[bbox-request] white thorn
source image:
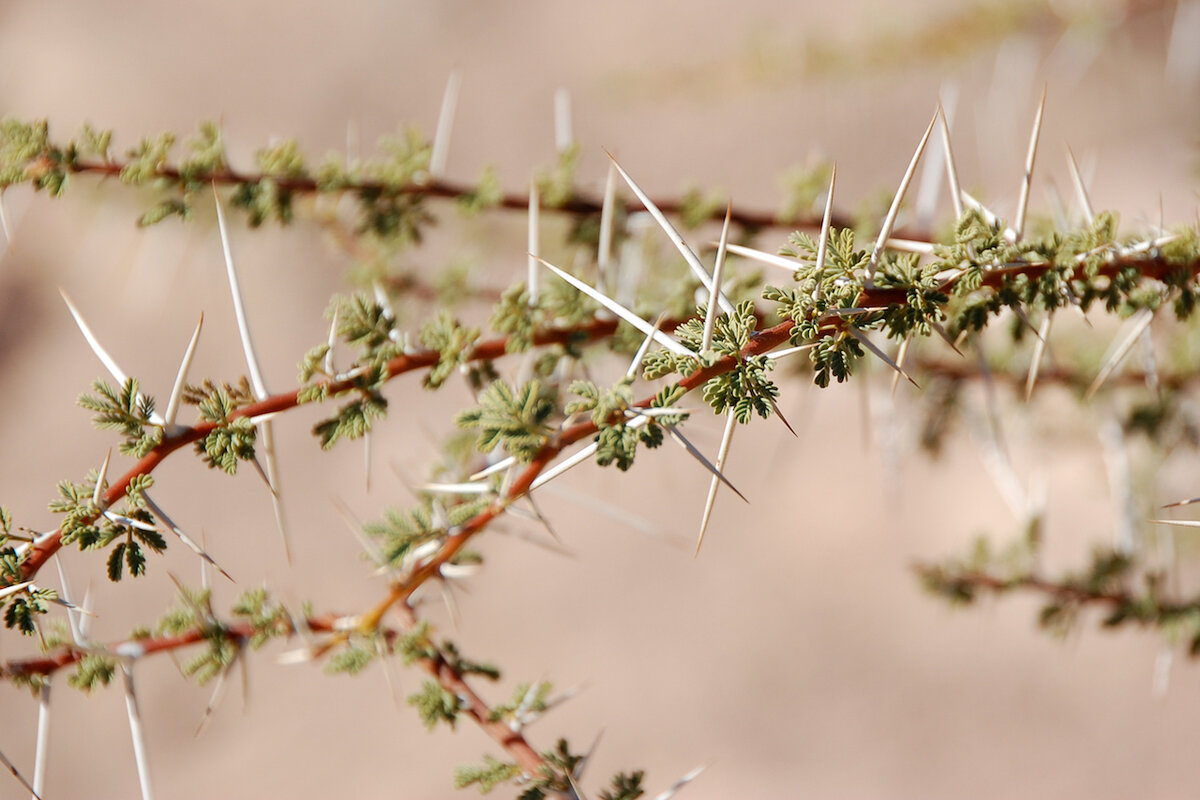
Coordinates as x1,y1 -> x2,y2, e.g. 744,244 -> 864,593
1065,145 -> 1095,225
654,764 -> 708,800
164,313 -> 204,430
120,662 -> 155,800
54,556 -> 84,646
1025,312 -> 1054,401
938,104 -> 964,221
529,442 -> 600,491
696,410 -> 737,556
324,304 -> 339,375
664,424 -> 746,502
814,163 -> 837,301
723,242 -> 804,274
93,448 -> 112,508
885,238 -> 936,254
845,327 -> 919,387
1086,307 -> 1154,399
528,184 -> 540,305
33,680 -> 50,800
60,289 -> 129,385
890,337 -> 912,397
626,314 -> 666,379
870,109 -> 939,285
606,151 -> 735,315
0,745 -> 40,800
1012,86 -> 1047,242
429,70 -> 462,179
142,491 -> 234,582
554,87 -> 573,153
213,190 -> 269,400
701,203 -> 733,352
536,255 -> 694,355
598,162 -> 618,292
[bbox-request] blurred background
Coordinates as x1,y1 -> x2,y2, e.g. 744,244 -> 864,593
1,1 -> 1199,797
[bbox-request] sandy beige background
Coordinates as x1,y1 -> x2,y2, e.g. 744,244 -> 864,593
1,2 -> 1199,798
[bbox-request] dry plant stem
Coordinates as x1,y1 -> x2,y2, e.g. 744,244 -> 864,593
1,607 -> 549,776
17,247 -> 1200,586
49,156 -> 858,233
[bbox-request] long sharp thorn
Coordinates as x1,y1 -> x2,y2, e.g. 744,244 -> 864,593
890,337 -> 912,397
605,151 -> 735,314
0,746 -> 40,800
216,188 -> 292,559
1151,518 -> 1200,528
938,104 -> 964,220
193,659 -> 233,737
537,255 -> 693,355
1065,145 -> 1095,225
701,203 -> 733,352
530,442 -> 600,491
93,448 -> 113,507
664,424 -> 747,502
723,242 -> 804,273
1086,307 -> 1154,399
60,291 -> 160,422
164,313 -> 204,430
845,327 -> 919,387
574,728 -> 604,780
0,190 -> 11,248
814,163 -> 837,301
1013,85 -> 1047,242
598,161 -> 617,292
528,184 -> 540,305
627,314 -> 667,379
429,70 -> 461,179
121,663 -> 155,800
1025,312 -> 1054,401
870,109 -> 938,285
55,556 -> 84,646
33,680 -> 50,799
213,189 -> 268,400
324,305 -> 339,375
142,492 -> 234,582
655,764 -> 708,800
555,87 -> 573,153
696,411 -> 737,556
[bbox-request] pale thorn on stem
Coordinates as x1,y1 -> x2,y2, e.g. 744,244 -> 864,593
701,203 -> 733,352
885,238 -> 936,254
33,679 -> 50,800
1086,307 -> 1155,399
121,662 -> 155,800
0,745 -> 41,800
1025,312 -> 1054,401
890,337 -> 912,397
605,150 -> 735,314
654,764 -> 708,800
214,189 -> 292,562
723,242 -> 804,273
814,163 -> 837,301
1065,145 -> 1095,225
554,87 -> 573,153
528,183 -> 540,305
1151,518 -> 1200,528
598,161 -> 617,292
324,304 -> 339,376
765,343 -> 817,362
142,491 -> 234,582
55,555 -> 85,646
869,109 -> 939,286
696,410 -> 737,556
528,441 -> 601,491
536,255 -> 693,355
1011,85 -> 1047,243
429,70 -> 462,179
627,314 -> 667,379
0,190 -> 11,248
915,95 -> 950,229
960,191 -> 1014,240
663,424 -> 747,502
60,290 -> 163,426
93,448 -> 113,508
938,103 -> 964,221
844,327 -> 919,388
163,313 -> 204,431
